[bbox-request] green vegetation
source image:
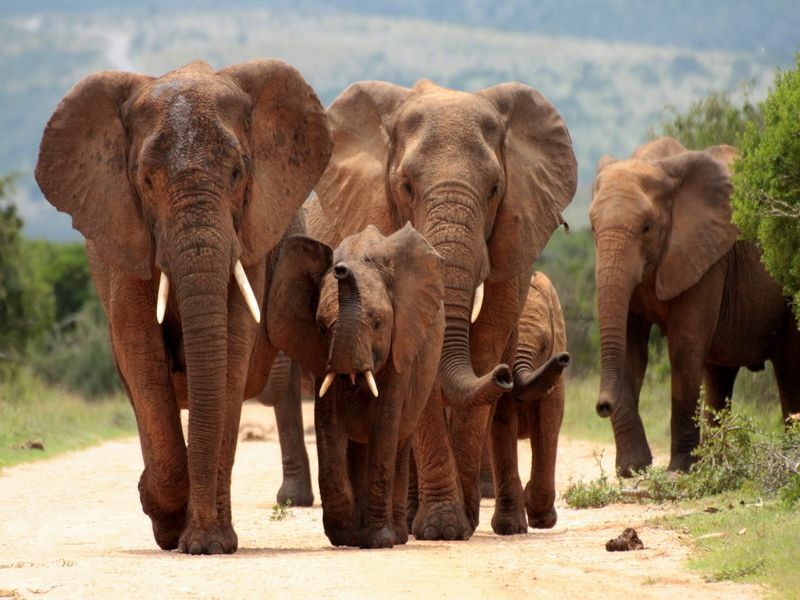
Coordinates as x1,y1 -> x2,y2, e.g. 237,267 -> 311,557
269,500 -> 294,521
0,368 -> 134,469
648,88 -> 763,150
733,55 -> 800,321
663,497 -> 799,593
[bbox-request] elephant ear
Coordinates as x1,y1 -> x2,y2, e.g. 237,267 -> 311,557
315,81 -> 412,238
370,223 -> 444,373
632,136 -> 687,160
221,60 -> 333,266
35,71 -> 153,279
654,150 -> 738,301
266,235 -> 333,375
478,83 -> 577,281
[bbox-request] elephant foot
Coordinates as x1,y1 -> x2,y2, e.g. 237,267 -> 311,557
178,522 -> 238,555
667,451 -> 695,473
359,526 -> 395,549
150,506 -> 188,550
324,526 -> 359,547
412,500 -> 472,541
463,489 -> 481,532
527,506 -> 557,529
491,507 -> 527,535
615,449 -> 653,478
277,475 -> 314,507
393,521 -> 409,546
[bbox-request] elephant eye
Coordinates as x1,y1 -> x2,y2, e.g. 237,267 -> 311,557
642,221 -> 653,234
318,322 -> 328,336
489,184 -> 499,199
401,180 -> 415,202
231,166 -> 241,185
373,318 -> 381,331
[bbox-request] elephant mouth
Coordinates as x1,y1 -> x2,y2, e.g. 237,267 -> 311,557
318,370 -> 379,398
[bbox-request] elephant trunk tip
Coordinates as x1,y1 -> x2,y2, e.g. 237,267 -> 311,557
492,364 -> 514,391
555,352 -> 570,369
596,392 -> 614,418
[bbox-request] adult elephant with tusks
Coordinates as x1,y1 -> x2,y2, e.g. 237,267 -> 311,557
315,79 -> 577,537
35,60 -> 332,554
590,137 -> 800,476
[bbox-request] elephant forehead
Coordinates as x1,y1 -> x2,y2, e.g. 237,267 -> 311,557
398,90 -> 502,141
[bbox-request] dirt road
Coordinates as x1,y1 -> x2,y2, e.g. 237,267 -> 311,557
0,402 -> 760,599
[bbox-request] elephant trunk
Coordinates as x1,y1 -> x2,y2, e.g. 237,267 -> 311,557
424,194 -> 513,407
595,229 -> 638,418
168,211 -> 233,528
328,263 -> 368,374
514,352 -> 570,402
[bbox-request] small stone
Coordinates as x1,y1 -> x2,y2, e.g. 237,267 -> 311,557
606,527 -> 644,551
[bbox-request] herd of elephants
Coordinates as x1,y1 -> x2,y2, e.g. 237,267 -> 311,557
33,58 -> 800,554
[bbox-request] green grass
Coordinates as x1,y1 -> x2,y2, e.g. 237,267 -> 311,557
659,494 -> 800,596
0,368 -> 136,469
562,366 -> 785,457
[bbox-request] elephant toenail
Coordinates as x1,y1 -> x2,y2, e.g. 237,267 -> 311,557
189,541 -> 203,555
208,542 -> 224,555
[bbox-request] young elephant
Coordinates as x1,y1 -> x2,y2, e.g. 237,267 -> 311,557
483,272 -> 570,532
267,224 -> 445,548
591,137 -> 800,475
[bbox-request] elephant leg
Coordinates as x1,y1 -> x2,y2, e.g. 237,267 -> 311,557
316,387 -> 357,546
275,361 -> 314,507
449,403 -> 493,532
406,448 -> 419,531
610,313 -> 653,476
108,282 -> 188,551
773,324 -> 800,422
525,377 -> 564,529
412,386 -> 471,541
478,437 -> 495,499
359,393 -> 404,549
703,365 -> 738,424
489,390 -> 527,535
392,439 -> 411,546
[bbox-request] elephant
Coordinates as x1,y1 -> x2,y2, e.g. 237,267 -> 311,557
479,272 -> 570,530
313,79 -> 577,537
590,137 -> 800,475
255,352 -> 314,507
266,223 -> 446,548
34,60 -> 332,553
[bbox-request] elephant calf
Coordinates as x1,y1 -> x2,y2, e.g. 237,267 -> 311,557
591,137 -> 800,475
267,224 -> 445,548
484,272 -> 570,533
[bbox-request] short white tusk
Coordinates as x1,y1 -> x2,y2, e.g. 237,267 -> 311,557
365,370 -> 379,398
156,272 -> 169,324
234,260 -> 261,323
470,282 -> 484,324
319,372 -> 336,397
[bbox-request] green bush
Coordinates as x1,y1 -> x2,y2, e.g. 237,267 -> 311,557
732,54 -> 800,321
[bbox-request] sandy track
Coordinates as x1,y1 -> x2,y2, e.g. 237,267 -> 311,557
0,402 -> 761,599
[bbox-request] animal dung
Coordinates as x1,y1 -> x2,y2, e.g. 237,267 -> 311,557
605,528 -> 644,552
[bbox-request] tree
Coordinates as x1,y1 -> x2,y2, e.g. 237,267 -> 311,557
648,89 -> 763,150
0,175 -> 53,365
732,55 -> 800,320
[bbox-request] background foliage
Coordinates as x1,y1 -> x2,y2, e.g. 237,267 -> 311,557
732,55 -> 800,321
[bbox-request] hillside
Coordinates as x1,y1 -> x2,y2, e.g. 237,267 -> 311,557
0,4 -> 792,238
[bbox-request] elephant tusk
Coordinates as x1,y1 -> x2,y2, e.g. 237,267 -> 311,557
234,260 -> 261,323
470,282 -> 484,324
319,372 -> 336,397
349,373 -> 357,386
365,370 -> 379,398
156,271 -> 169,324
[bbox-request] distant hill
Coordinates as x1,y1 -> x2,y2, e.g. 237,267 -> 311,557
1,3 -> 795,239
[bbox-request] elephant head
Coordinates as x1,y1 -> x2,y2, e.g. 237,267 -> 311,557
267,224 -> 444,396
35,60 -> 331,494
589,138 -> 737,422
315,80 -> 577,407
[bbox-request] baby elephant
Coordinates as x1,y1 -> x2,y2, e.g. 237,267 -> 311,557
511,272 -> 569,530
267,224 -> 444,548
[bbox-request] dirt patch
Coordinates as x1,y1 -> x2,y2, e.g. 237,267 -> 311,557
0,402 -> 763,599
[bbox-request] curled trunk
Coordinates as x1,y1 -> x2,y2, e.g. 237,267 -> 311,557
424,195 -> 513,408
514,352 -> 570,402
